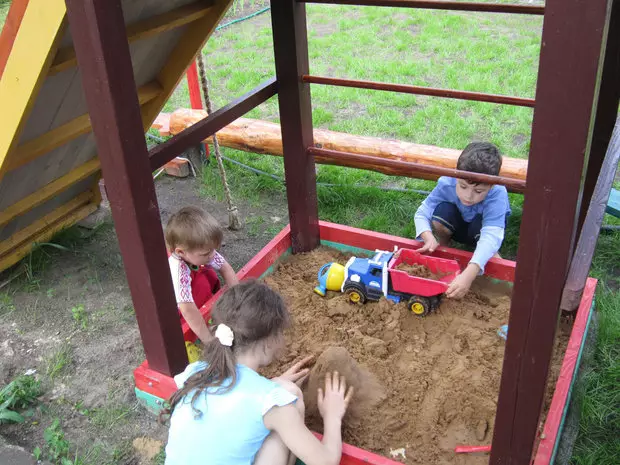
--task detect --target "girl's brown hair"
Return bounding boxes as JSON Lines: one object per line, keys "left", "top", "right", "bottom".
{"left": 160, "top": 280, "right": 290, "bottom": 421}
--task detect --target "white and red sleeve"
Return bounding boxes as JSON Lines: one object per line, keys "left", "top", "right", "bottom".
{"left": 169, "top": 255, "right": 194, "bottom": 303}
{"left": 208, "top": 251, "right": 226, "bottom": 271}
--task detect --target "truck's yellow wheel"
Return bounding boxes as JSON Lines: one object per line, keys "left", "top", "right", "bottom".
{"left": 411, "top": 302, "right": 425, "bottom": 315}
{"left": 344, "top": 283, "right": 367, "bottom": 304}
{"left": 407, "top": 296, "right": 431, "bottom": 316}
{"left": 349, "top": 291, "right": 361, "bottom": 303}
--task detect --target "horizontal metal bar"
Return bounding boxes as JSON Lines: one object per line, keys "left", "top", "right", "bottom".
{"left": 149, "top": 78, "right": 278, "bottom": 170}
{"left": 308, "top": 146, "right": 527, "bottom": 191}
{"left": 298, "top": 0, "right": 545, "bottom": 15}
{"left": 303, "top": 75, "right": 535, "bottom": 107}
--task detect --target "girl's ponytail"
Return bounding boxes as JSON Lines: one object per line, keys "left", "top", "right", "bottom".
{"left": 160, "top": 280, "right": 290, "bottom": 423}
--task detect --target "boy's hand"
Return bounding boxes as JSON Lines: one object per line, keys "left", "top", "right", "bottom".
{"left": 446, "top": 263, "right": 479, "bottom": 299}
{"left": 418, "top": 231, "right": 439, "bottom": 254}
{"left": 318, "top": 371, "right": 354, "bottom": 424}
{"left": 278, "top": 355, "right": 314, "bottom": 386}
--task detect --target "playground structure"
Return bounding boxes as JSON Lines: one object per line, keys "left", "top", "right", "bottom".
{"left": 0, "top": 0, "right": 618, "bottom": 464}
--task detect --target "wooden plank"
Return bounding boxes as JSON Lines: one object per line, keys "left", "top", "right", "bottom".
{"left": 48, "top": 1, "right": 214, "bottom": 75}
{"left": 148, "top": 79, "right": 277, "bottom": 169}
{"left": 577, "top": 0, "right": 620, "bottom": 232}
{"left": 0, "top": 191, "right": 92, "bottom": 256}
{"left": 0, "top": 0, "right": 66, "bottom": 180}
{"left": 560, "top": 118, "right": 619, "bottom": 312}
{"left": 0, "top": 199, "right": 97, "bottom": 271}
{"left": 0, "top": 158, "right": 101, "bottom": 228}
{"left": 65, "top": 0, "right": 188, "bottom": 377}
{"left": 139, "top": 0, "right": 233, "bottom": 135}
{"left": 6, "top": 81, "right": 163, "bottom": 173}
{"left": 271, "top": 0, "right": 320, "bottom": 253}
{"left": 0, "top": 0, "right": 30, "bottom": 79}
{"left": 490, "top": 0, "right": 612, "bottom": 463}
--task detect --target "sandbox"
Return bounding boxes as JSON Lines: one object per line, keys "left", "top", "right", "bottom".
{"left": 134, "top": 221, "right": 596, "bottom": 465}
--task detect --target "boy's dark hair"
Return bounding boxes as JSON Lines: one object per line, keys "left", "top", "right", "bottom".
{"left": 457, "top": 142, "right": 502, "bottom": 178}
{"left": 160, "top": 280, "right": 290, "bottom": 422}
{"left": 165, "top": 206, "right": 223, "bottom": 251}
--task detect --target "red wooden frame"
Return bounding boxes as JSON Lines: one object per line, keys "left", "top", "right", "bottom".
{"left": 134, "top": 221, "right": 595, "bottom": 465}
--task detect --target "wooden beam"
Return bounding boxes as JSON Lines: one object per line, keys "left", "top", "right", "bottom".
{"left": 308, "top": 147, "right": 527, "bottom": 191}
{"left": 561, "top": 118, "right": 620, "bottom": 312}
{"left": 49, "top": 1, "right": 214, "bottom": 75}
{"left": 299, "top": 0, "right": 545, "bottom": 15}
{"left": 0, "top": 196, "right": 97, "bottom": 271}
{"left": 6, "top": 81, "right": 163, "bottom": 173}
{"left": 148, "top": 79, "right": 277, "bottom": 169}
{"left": 0, "top": 158, "right": 101, "bottom": 228}
{"left": 0, "top": 0, "right": 66, "bottom": 181}
{"left": 490, "top": 0, "right": 612, "bottom": 463}
{"left": 65, "top": 0, "right": 188, "bottom": 377}
{"left": 138, "top": 0, "right": 233, "bottom": 135}
{"left": 271, "top": 0, "right": 320, "bottom": 253}
{"left": 0, "top": 191, "right": 93, "bottom": 256}
{"left": 161, "top": 113, "right": 530, "bottom": 184}
{"left": 303, "top": 75, "right": 536, "bottom": 107}
{"left": 577, "top": 0, "right": 620, "bottom": 233}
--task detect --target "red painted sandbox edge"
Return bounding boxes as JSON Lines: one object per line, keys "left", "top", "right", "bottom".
{"left": 134, "top": 221, "right": 593, "bottom": 465}
{"left": 532, "top": 277, "right": 597, "bottom": 465}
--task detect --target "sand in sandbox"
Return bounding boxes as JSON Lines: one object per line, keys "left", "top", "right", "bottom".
{"left": 395, "top": 262, "right": 446, "bottom": 280}
{"left": 262, "top": 247, "right": 570, "bottom": 465}
{"left": 304, "top": 346, "right": 385, "bottom": 428}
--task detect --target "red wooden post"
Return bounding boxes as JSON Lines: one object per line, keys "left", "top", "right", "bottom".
{"left": 186, "top": 60, "right": 203, "bottom": 109}
{"left": 65, "top": 0, "right": 188, "bottom": 376}
{"left": 271, "top": 0, "right": 320, "bottom": 253}
{"left": 490, "top": 0, "right": 612, "bottom": 463}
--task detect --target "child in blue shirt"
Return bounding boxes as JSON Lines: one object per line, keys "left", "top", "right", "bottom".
{"left": 162, "top": 280, "right": 353, "bottom": 465}
{"left": 414, "top": 142, "right": 511, "bottom": 299}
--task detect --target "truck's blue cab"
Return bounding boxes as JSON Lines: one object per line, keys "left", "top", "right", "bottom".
{"left": 341, "top": 250, "right": 401, "bottom": 303}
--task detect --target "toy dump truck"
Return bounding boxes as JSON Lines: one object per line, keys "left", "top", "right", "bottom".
{"left": 342, "top": 248, "right": 461, "bottom": 316}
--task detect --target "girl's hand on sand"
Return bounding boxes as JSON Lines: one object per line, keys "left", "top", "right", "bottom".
{"left": 317, "top": 371, "right": 354, "bottom": 423}
{"left": 279, "top": 355, "right": 314, "bottom": 386}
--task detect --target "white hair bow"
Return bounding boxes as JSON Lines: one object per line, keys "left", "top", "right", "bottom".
{"left": 215, "top": 324, "right": 234, "bottom": 347}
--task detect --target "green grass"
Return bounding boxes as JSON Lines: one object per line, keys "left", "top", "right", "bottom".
{"left": 46, "top": 343, "right": 74, "bottom": 381}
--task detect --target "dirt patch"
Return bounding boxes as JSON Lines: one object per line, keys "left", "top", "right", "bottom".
{"left": 263, "top": 247, "right": 570, "bottom": 465}
{"left": 395, "top": 262, "right": 445, "bottom": 280}
{"left": 0, "top": 175, "right": 288, "bottom": 462}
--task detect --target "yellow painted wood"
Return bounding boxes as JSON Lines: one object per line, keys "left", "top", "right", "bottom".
{"left": 49, "top": 1, "right": 214, "bottom": 75}
{"left": 0, "top": 158, "right": 101, "bottom": 228}
{"left": 7, "top": 81, "right": 163, "bottom": 172}
{"left": 0, "top": 191, "right": 94, "bottom": 257}
{"left": 140, "top": 0, "right": 233, "bottom": 133}
{"left": 0, "top": 200, "right": 97, "bottom": 271}
{"left": 0, "top": 0, "right": 67, "bottom": 179}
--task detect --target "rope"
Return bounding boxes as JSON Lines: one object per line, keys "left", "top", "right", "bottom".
{"left": 196, "top": 53, "right": 242, "bottom": 230}
{"left": 216, "top": 6, "right": 270, "bottom": 32}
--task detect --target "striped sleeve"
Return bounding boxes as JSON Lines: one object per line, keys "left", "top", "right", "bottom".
{"left": 208, "top": 251, "right": 226, "bottom": 271}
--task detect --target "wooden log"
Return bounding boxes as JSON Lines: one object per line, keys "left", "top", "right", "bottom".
{"left": 155, "top": 109, "right": 528, "bottom": 183}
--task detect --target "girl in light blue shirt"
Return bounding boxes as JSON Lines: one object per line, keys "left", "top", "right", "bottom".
{"left": 162, "top": 280, "right": 353, "bottom": 465}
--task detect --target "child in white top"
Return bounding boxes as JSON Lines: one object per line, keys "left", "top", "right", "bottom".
{"left": 165, "top": 206, "right": 238, "bottom": 343}
{"left": 163, "top": 280, "right": 353, "bottom": 465}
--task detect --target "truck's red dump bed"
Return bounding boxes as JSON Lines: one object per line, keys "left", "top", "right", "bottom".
{"left": 388, "top": 248, "right": 461, "bottom": 297}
